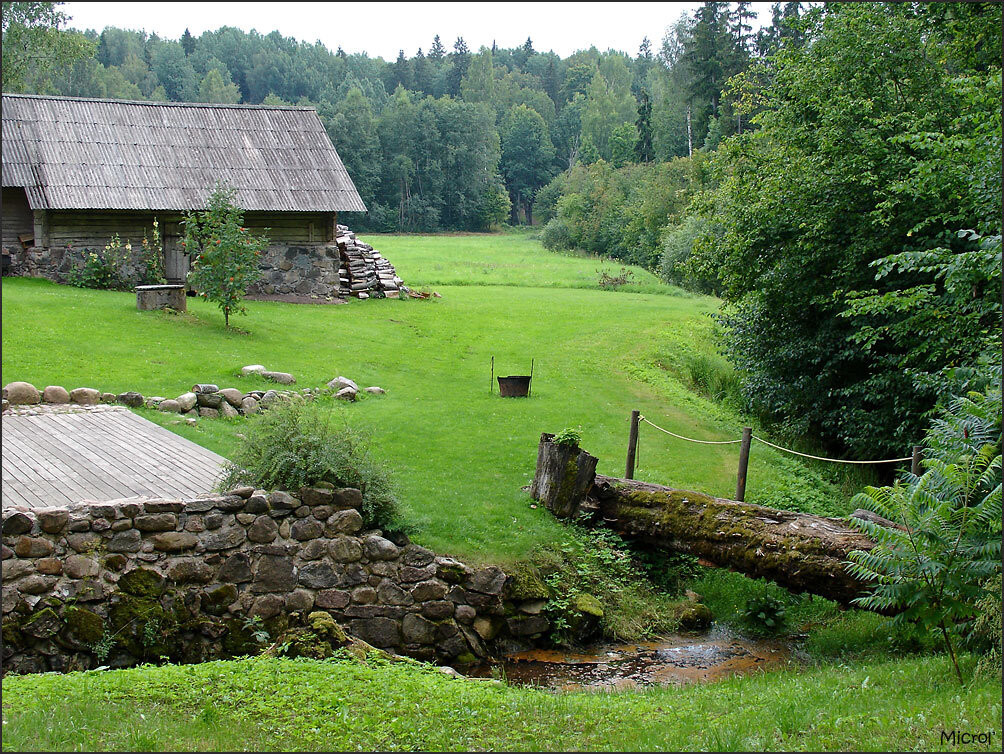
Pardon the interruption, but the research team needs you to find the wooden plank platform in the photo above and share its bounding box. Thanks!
[1,408,228,509]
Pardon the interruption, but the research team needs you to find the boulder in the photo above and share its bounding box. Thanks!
[196,392,223,408]
[101,392,117,403]
[69,387,100,405]
[327,376,359,392]
[218,401,240,419]
[241,365,266,376]
[4,382,40,405]
[263,371,296,385]
[219,388,244,407]
[41,386,70,404]
[335,387,357,402]
[240,396,259,415]
[117,391,144,407]
[364,386,386,395]
[176,392,198,411]
[158,399,182,413]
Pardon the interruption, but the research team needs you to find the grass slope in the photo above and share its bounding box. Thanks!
[2,234,853,562]
[2,654,999,752]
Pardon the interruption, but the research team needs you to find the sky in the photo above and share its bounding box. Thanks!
[61,2,776,60]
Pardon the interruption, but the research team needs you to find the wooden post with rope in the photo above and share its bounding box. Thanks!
[626,410,640,479]
[736,427,753,502]
[911,445,922,476]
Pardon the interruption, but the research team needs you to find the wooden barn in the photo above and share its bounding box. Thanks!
[1,93,369,293]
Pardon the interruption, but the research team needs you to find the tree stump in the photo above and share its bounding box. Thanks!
[529,433,598,518]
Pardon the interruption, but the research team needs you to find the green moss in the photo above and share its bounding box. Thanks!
[455,651,477,665]
[63,607,104,645]
[437,562,469,584]
[118,568,166,599]
[222,618,261,657]
[307,611,347,644]
[202,584,238,615]
[675,601,713,630]
[573,593,604,618]
[505,561,551,601]
[108,595,169,658]
[2,620,25,650]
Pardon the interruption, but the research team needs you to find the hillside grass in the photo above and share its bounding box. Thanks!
[2,654,999,752]
[1,234,866,563]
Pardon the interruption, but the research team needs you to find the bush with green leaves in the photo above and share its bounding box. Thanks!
[185,183,268,328]
[741,593,787,636]
[218,399,402,531]
[847,377,1002,683]
[67,235,131,290]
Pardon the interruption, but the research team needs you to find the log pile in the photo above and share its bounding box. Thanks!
[335,224,404,299]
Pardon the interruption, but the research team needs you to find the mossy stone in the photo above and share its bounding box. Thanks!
[573,593,604,618]
[63,606,104,645]
[202,584,238,615]
[222,618,261,657]
[308,611,347,644]
[454,651,477,665]
[2,620,25,650]
[505,562,551,601]
[118,568,166,598]
[676,601,714,631]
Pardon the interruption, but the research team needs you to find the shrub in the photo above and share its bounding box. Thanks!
[138,219,167,285]
[540,217,572,251]
[596,267,633,289]
[185,182,268,328]
[741,593,787,636]
[67,235,131,290]
[218,399,402,530]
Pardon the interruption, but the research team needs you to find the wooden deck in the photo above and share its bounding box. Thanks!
[1,408,228,509]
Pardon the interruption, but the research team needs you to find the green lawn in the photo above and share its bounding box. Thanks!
[2,233,851,563]
[2,654,999,752]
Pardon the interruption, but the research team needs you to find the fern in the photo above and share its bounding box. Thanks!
[847,376,1002,684]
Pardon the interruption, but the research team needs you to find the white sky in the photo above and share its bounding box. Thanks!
[62,2,775,60]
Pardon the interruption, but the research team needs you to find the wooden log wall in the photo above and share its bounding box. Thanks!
[1,188,34,251]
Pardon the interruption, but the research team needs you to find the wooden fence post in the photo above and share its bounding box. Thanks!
[736,427,753,502]
[626,410,640,479]
[911,445,922,476]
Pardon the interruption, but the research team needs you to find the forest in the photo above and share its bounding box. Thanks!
[4,1,1001,464]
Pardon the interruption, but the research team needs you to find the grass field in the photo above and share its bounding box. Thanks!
[2,233,999,752]
[2,654,999,752]
[1,234,861,563]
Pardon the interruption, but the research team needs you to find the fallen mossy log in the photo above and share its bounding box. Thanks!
[585,475,877,606]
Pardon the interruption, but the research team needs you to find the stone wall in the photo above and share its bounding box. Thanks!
[1,487,542,675]
[251,243,342,298]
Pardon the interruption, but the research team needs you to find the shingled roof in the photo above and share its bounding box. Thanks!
[1,94,366,213]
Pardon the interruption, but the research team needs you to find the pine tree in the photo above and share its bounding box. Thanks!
[447,37,470,96]
[634,89,655,162]
[429,34,446,62]
[181,28,195,57]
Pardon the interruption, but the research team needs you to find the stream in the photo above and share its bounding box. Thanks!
[463,626,800,692]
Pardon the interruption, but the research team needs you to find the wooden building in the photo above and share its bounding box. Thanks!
[1,94,366,287]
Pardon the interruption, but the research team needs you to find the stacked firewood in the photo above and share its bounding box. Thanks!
[335,224,404,299]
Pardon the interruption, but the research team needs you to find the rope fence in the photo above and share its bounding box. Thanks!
[630,413,920,502]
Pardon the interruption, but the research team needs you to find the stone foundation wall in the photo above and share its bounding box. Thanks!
[1,487,544,675]
[251,243,342,298]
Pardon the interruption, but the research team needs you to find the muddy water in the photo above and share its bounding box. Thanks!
[465,626,798,692]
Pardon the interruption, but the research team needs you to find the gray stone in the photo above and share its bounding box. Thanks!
[69,387,100,405]
[2,559,34,580]
[251,594,285,620]
[290,519,323,541]
[254,555,296,592]
[41,385,70,404]
[466,566,507,595]
[144,500,186,513]
[219,388,244,407]
[241,365,266,376]
[218,401,240,419]
[2,512,33,536]
[326,509,363,535]
[66,532,101,552]
[472,616,497,640]
[36,508,69,534]
[519,600,547,615]
[36,557,62,575]
[351,586,377,604]
[401,544,435,567]
[117,391,144,407]
[334,387,356,402]
[216,496,246,512]
[363,535,399,561]
[245,494,270,514]
[133,513,177,532]
[229,486,255,499]
[4,381,40,405]
[158,399,182,413]
[298,561,339,589]
[197,392,223,408]
[259,389,279,407]
[369,561,398,578]
[192,383,219,394]
[111,519,132,532]
[312,505,333,521]
[349,617,400,648]
[316,589,350,609]
[364,386,386,395]
[218,553,252,583]
[340,563,368,586]
[263,371,296,385]
[19,574,56,594]
[410,580,448,602]
[269,491,299,510]
[402,613,437,644]
[399,565,434,583]
[204,513,224,529]
[176,392,198,411]
[240,396,259,415]
[91,517,112,532]
[285,589,315,612]
[332,488,363,510]
[377,580,413,606]
[300,487,334,506]
[14,536,54,558]
[299,539,327,560]
[507,614,550,637]
[294,505,311,518]
[203,526,246,551]
[199,407,219,418]
[107,530,142,552]
[166,558,215,583]
[435,557,472,583]
[455,605,476,624]
[326,376,359,392]
[421,601,455,621]
[151,531,199,551]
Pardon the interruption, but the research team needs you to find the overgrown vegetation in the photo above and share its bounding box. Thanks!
[218,398,402,531]
[847,376,1003,683]
[184,183,268,329]
[66,234,132,291]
